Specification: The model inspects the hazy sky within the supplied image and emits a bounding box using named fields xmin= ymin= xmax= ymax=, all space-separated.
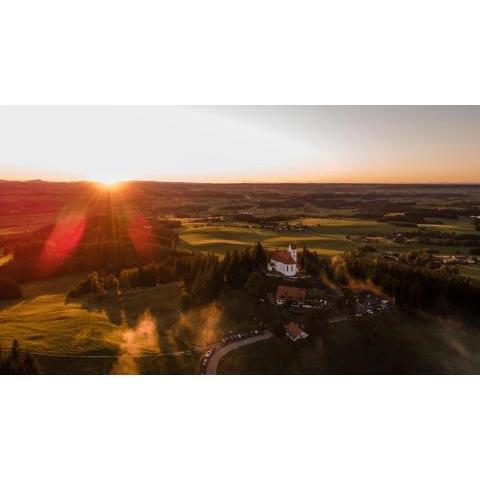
xmin=1 ymin=106 xmax=480 ymax=183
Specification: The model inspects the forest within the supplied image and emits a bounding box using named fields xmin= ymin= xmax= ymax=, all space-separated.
xmin=344 ymin=253 xmax=480 ymax=323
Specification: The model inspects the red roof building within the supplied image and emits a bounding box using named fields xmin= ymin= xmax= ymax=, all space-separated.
xmin=268 ymin=244 xmax=298 ymax=277
xmin=270 ymin=251 xmax=296 ymax=265
xmin=275 ymin=286 xmax=307 ymax=304
xmin=284 ymin=322 xmax=309 ymax=341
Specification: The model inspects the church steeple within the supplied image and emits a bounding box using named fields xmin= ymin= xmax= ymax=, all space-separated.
xmin=288 ymin=244 xmax=297 ymax=262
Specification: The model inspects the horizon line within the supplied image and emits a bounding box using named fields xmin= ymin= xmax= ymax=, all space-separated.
xmin=2 ymin=178 xmax=480 ymax=186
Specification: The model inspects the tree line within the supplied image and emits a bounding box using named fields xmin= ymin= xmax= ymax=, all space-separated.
xmin=65 ymin=242 xmax=336 ymax=311
xmin=344 ymin=253 xmax=480 ymax=324
xmin=66 ymin=242 xmax=268 ymax=304
xmin=0 ymin=340 xmax=39 ymax=374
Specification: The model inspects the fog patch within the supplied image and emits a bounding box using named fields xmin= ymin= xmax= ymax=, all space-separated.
xmin=330 ymin=255 xmax=388 ymax=298
xmin=177 ymin=302 xmax=223 ymax=346
xmin=111 ymin=310 xmax=159 ymax=374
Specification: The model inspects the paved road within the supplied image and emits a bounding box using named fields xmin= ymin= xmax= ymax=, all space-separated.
xmin=206 ymin=332 xmax=274 ymax=375
xmin=328 ymin=314 xmax=349 ymax=324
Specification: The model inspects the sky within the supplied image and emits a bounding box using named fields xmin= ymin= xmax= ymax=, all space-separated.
xmin=1 ymin=106 xmax=480 ymax=183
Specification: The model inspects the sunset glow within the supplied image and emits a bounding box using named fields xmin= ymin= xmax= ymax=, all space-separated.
xmin=95 ymin=178 xmax=122 ymax=188
xmin=2 ymin=106 xmax=480 ymax=184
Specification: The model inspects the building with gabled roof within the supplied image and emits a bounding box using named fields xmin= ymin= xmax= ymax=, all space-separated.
xmin=267 ymin=244 xmax=297 ymax=276
xmin=275 ymin=285 xmax=307 ymax=305
xmin=284 ymin=322 xmax=309 ymax=342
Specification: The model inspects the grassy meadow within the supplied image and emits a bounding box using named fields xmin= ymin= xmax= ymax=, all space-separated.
xmin=0 ymin=277 xmax=191 ymax=373
xmin=178 ymin=217 xmax=398 ymax=256
xmin=178 ymin=216 xmax=479 ymax=261
xmin=0 ymin=276 xmax=179 ymax=353
xmin=0 ymin=274 xmax=264 ymax=373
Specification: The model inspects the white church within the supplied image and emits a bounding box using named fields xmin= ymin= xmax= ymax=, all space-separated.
xmin=267 ymin=244 xmax=297 ymax=277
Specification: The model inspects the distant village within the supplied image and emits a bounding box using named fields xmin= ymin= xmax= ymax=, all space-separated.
xmin=381 ymin=250 xmax=477 ymax=266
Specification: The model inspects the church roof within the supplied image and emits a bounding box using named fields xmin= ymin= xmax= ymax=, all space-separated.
xmin=271 ymin=250 xmax=296 ymax=265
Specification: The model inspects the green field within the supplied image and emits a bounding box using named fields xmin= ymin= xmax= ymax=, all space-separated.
xmin=178 ymin=216 xmax=479 ymax=260
xmin=0 ymin=275 xmax=263 ymax=373
xmin=420 ymin=216 xmax=477 ymax=234
xmin=178 ymin=218 xmax=403 ymax=256
xmin=0 ymin=277 xmax=181 ymax=353
xmin=0 ymin=277 xmax=191 ymax=373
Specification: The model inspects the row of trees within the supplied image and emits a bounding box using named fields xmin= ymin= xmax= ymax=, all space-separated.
xmin=298 ymin=246 xmax=331 ymax=277
xmin=66 ymin=242 xmax=271 ymax=306
xmin=173 ymin=242 xmax=333 ymax=305
xmin=0 ymin=340 xmax=39 ymax=374
xmin=65 ymin=242 xmax=337 ymax=310
xmin=67 ymin=271 xmax=119 ymax=298
xmin=344 ymin=254 xmax=480 ymax=323
xmin=68 ymin=262 xmax=175 ymax=298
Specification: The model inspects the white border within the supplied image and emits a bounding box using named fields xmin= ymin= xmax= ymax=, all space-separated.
xmin=1 ymin=1 xmax=480 ymax=479
xmin=1 ymin=0 xmax=480 ymax=105
xmin=1 ymin=376 xmax=478 ymax=480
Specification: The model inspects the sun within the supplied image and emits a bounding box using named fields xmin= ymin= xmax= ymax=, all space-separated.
xmin=96 ymin=180 xmax=119 ymax=189
xmin=99 ymin=179 xmax=118 ymax=186
xmin=91 ymin=175 xmax=124 ymax=188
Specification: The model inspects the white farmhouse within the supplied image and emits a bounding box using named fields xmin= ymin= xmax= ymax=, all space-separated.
xmin=267 ymin=244 xmax=297 ymax=276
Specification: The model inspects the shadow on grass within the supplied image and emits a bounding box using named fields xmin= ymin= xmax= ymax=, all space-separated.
xmin=0 ymin=297 xmax=27 ymax=312
xmin=65 ymin=287 xmax=200 ymax=356
xmin=34 ymin=351 xmax=118 ymax=375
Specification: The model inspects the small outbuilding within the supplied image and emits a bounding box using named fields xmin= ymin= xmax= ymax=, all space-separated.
xmin=284 ymin=322 xmax=309 ymax=342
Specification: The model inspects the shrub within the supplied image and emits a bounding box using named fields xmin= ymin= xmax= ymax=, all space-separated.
xmin=0 ymin=340 xmax=39 ymax=374
xmin=67 ymin=271 xmax=105 ymax=298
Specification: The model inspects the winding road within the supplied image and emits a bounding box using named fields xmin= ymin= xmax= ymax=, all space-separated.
xmin=205 ymin=312 xmax=353 ymax=374
xmin=206 ymin=332 xmax=273 ymax=375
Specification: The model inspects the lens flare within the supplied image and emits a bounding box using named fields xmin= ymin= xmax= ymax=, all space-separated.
xmin=127 ymin=213 xmax=155 ymax=259
xmin=36 ymin=213 xmax=86 ymax=276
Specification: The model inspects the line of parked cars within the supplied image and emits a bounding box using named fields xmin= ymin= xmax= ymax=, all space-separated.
xmin=199 ymin=329 xmax=265 ymax=373
xmin=221 ymin=329 xmax=262 ymax=345
xmin=199 ymin=346 xmax=217 ymax=374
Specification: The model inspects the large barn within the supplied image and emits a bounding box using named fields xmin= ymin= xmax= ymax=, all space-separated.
xmin=268 ymin=244 xmax=297 ymax=276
